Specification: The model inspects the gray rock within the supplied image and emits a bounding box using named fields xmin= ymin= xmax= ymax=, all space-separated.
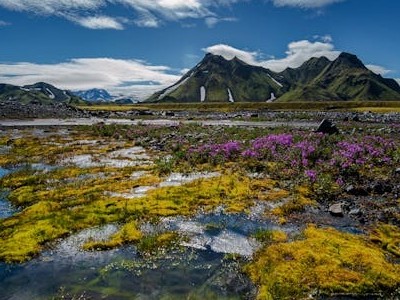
xmin=349 ymin=208 xmax=362 ymax=217
xmin=329 ymin=203 xmax=344 ymax=217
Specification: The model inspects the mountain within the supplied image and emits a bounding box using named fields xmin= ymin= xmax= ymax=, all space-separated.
xmin=0 ymin=82 xmax=85 ymax=105
xmin=147 ymin=53 xmax=286 ymax=103
xmin=279 ymin=53 xmax=400 ymax=101
xmin=72 ymin=89 xmax=113 ymax=102
xmin=146 ymin=52 xmax=400 ymax=102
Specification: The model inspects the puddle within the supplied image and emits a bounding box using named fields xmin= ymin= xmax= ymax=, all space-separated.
xmin=0 ymin=167 xmax=18 ymax=219
xmin=159 ymin=172 xmax=220 ymax=187
xmin=106 ymin=172 xmax=221 ymax=200
xmin=107 ymin=186 xmax=156 ymax=199
xmin=162 ymin=210 xmax=298 ymax=257
xmin=62 ymin=146 xmax=153 ymax=169
xmin=0 ymin=224 xmax=254 ymax=300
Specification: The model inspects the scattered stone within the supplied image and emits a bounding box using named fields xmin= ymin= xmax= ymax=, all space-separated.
xmin=349 ymin=208 xmax=362 ymax=217
xmin=371 ymin=182 xmax=392 ymax=195
xmin=316 ymin=119 xmax=339 ymax=135
xmin=329 ymin=203 xmax=344 ymax=217
xmin=345 ymin=185 xmax=369 ymax=196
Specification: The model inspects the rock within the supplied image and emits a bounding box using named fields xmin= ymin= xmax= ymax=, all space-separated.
xmin=329 ymin=203 xmax=344 ymax=217
xmin=345 ymin=185 xmax=369 ymax=196
xmin=371 ymin=182 xmax=392 ymax=195
xmin=316 ymin=119 xmax=339 ymax=135
xmin=349 ymin=208 xmax=362 ymax=217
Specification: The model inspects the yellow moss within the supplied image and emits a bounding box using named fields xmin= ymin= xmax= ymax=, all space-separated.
xmin=245 ymin=225 xmax=400 ymax=300
xmin=83 ymin=221 xmax=142 ymax=251
xmin=253 ymin=230 xmax=288 ymax=244
xmin=370 ymin=224 xmax=400 ymax=257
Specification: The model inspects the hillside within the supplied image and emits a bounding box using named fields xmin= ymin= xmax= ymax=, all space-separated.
xmin=147 ymin=53 xmax=286 ymax=103
xmin=0 ymin=82 xmax=86 ymax=105
xmin=147 ymin=52 xmax=400 ymax=102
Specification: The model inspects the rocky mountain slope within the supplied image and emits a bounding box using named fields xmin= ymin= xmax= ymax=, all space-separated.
xmin=147 ymin=52 xmax=400 ymax=102
xmin=0 ymin=82 xmax=85 ymax=105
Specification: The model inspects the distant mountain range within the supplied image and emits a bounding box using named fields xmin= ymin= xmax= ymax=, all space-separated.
xmin=72 ymin=89 xmax=113 ymax=102
xmin=147 ymin=52 xmax=400 ymax=102
xmin=0 ymin=82 xmax=85 ymax=105
xmin=72 ymin=88 xmax=139 ymax=104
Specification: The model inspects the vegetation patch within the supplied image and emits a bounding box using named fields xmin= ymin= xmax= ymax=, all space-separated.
xmin=245 ymin=225 xmax=400 ymax=300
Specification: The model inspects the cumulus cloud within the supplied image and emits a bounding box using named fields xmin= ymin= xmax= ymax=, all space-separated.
xmin=271 ymin=0 xmax=344 ymax=8
xmin=205 ymin=39 xmax=340 ymax=72
xmin=261 ymin=40 xmax=340 ymax=71
xmin=0 ymin=58 xmax=180 ymax=99
xmin=0 ymin=0 xmax=242 ymax=29
xmin=0 ymin=20 xmax=10 ymax=26
xmin=365 ymin=64 xmax=391 ymax=76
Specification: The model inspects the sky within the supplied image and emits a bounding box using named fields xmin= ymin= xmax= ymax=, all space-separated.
xmin=0 ymin=0 xmax=399 ymax=99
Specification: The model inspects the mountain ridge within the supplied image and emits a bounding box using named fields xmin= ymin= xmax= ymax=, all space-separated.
xmin=147 ymin=52 xmax=400 ymax=102
xmin=0 ymin=82 xmax=86 ymax=105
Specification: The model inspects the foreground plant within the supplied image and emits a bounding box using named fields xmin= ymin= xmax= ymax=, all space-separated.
xmin=246 ymin=225 xmax=400 ymax=300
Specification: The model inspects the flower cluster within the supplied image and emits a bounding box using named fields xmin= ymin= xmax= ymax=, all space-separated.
xmin=186 ymin=132 xmax=398 ymax=187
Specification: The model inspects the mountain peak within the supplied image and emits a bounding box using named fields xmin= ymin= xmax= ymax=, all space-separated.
xmin=334 ymin=52 xmax=367 ymax=69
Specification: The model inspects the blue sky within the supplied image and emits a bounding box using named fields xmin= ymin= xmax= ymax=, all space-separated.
xmin=0 ymin=0 xmax=399 ymax=98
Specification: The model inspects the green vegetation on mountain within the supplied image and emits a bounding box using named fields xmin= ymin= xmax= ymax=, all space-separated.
xmin=0 ymin=82 xmax=86 ymax=105
xmin=147 ymin=52 xmax=400 ymax=103
xmin=147 ymin=53 xmax=285 ymax=103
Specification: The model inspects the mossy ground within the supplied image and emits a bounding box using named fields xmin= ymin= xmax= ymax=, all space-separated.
xmin=245 ymin=225 xmax=400 ymax=300
xmin=1 ymin=124 xmax=399 ymax=299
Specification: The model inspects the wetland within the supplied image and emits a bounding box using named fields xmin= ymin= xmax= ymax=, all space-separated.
xmin=0 ymin=116 xmax=399 ymax=299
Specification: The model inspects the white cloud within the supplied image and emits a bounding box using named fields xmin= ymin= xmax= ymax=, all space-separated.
xmin=204 ymin=16 xmax=237 ymax=28
xmin=395 ymin=79 xmax=400 ymax=85
xmin=73 ymin=15 xmax=124 ymax=30
xmin=203 ymin=44 xmax=260 ymax=64
xmin=0 ymin=58 xmax=180 ymax=99
xmin=204 ymin=39 xmax=340 ymax=72
xmin=271 ymin=0 xmax=344 ymax=8
xmin=366 ymin=64 xmax=391 ymax=76
xmin=262 ymin=40 xmax=340 ymax=71
xmin=0 ymin=0 xmax=239 ymax=29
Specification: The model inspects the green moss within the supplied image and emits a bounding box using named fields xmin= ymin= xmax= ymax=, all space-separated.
xmin=245 ymin=225 xmax=400 ymax=300
xmin=137 ymin=232 xmax=180 ymax=256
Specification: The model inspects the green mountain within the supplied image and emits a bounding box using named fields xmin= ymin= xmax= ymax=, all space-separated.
xmin=147 ymin=52 xmax=400 ymax=102
xmin=279 ymin=53 xmax=400 ymax=101
xmin=147 ymin=53 xmax=286 ymax=103
xmin=0 ymin=82 xmax=86 ymax=105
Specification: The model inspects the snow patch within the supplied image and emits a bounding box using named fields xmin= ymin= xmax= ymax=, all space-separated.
xmin=266 ymin=92 xmax=276 ymax=103
xmin=200 ymin=86 xmax=206 ymax=102
xmin=268 ymin=74 xmax=283 ymax=87
xmin=46 ymin=88 xmax=55 ymax=99
xmin=227 ymin=88 xmax=235 ymax=103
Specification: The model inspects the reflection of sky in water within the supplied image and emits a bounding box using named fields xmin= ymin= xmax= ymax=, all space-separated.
xmin=0 ymin=167 xmax=17 ymax=219
xmin=0 ymin=223 xmax=251 ymax=299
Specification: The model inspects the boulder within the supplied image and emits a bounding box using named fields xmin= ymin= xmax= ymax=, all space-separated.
xmin=316 ymin=119 xmax=339 ymax=135
xmin=329 ymin=203 xmax=344 ymax=217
